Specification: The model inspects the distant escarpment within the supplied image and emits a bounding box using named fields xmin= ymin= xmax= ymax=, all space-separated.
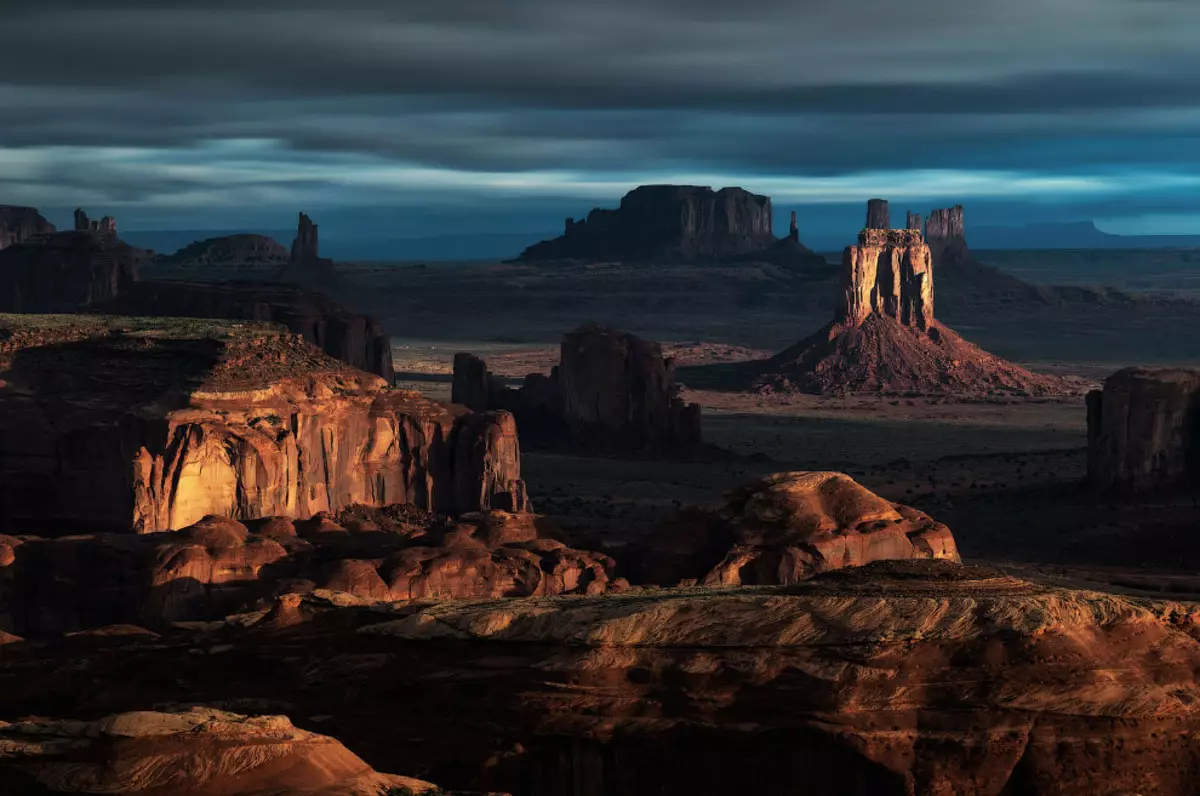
xmin=0 ymin=315 xmax=524 ymax=534
xmin=162 ymin=233 xmax=290 ymax=267
xmin=729 ymin=206 xmax=1073 ymax=395
xmin=453 ymin=325 xmax=702 ymax=454
xmin=640 ymin=471 xmax=959 ymax=586
xmin=95 ymin=280 xmax=394 ymax=384
xmin=0 ymin=230 xmax=148 ymax=312
xmin=0 ymin=205 xmax=55 ymax=251
xmin=519 ymin=185 xmax=825 ymax=266
xmin=1088 ymin=367 xmax=1200 ymax=492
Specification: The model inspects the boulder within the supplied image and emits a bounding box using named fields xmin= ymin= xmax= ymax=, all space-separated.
xmin=1087 ymin=366 xmax=1200 ymax=491
xmin=641 ymin=471 xmax=959 ymax=585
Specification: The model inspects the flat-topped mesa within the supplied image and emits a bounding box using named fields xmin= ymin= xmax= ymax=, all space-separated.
xmin=0 ymin=315 xmax=526 ymax=533
xmin=838 ymin=227 xmax=934 ymax=331
xmin=925 ymin=204 xmax=970 ymax=269
xmin=1087 ymin=367 xmax=1200 ymax=492
xmin=0 ymin=205 xmax=55 ymax=251
xmin=519 ymin=185 xmax=780 ymax=262
xmin=865 ymin=198 xmax=891 ymax=230
xmin=163 ymin=234 xmax=290 ymax=267
xmin=453 ymin=325 xmax=703 ymax=454
xmin=93 ymin=280 xmax=395 ymax=384
xmin=0 ymin=229 xmax=146 ymax=312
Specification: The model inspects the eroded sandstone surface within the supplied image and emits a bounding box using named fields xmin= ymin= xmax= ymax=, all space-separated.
xmin=454 ymin=325 xmax=702 ymax=453
xmin=2 ymin=563 xmax=1200 ymax=795
xmin=0 ymin=315 xmax=523 ymax=534
xmin=641 ymin=471 xmax=959 ymax=586
xmin=1087 ymin=366 xmax=1200 ymax=491
xmin=0 ymin=706 xmax=448 ymax=795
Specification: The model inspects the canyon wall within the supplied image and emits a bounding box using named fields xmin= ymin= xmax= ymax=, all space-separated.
xmin=1087 ymin=366 xmax=1200 ymax=491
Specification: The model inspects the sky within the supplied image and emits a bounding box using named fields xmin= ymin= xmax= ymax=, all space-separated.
xmin=4 ymin=0 xmax=1200 ymax=245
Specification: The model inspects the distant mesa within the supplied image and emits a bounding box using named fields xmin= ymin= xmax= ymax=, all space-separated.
xmin=731 ymin=200 xmax=1072 ymax=395
xmin=162 ymin=233 xmax=290 ymax=267
xmin=1087 ymin=367 xmax=1200 ymax=492
xmin=453 ymin=324 xmax=703 ymax=454
xmin=0 ymin=205 xmax=55 ymax=251
xmin=518 ymin=184 xmax=826 ymax=266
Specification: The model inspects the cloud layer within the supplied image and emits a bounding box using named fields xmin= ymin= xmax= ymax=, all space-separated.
xmin=3 ymin=0 xmax=1200 ymax=234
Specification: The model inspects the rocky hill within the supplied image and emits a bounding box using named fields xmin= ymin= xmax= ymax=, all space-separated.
xmin=162 ymin=233 xmax=290 ymax=266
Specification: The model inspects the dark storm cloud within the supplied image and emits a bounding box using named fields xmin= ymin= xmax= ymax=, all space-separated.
xmin=3 ymin=0 xmax=1200 ymax=229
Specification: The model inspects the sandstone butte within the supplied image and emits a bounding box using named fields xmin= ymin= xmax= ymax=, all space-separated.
xmin=1088 ymin=365 xmax=1200 ymax=492
xmin=0 ymin=706 xmax=483 ymax=795
xmin=0 ymin=314 xmax=526 ymax=535
xmin=3 ymin=562 xmax=1200 ymax=794
xmin=453 ymin=324 xmax=702 ymax=453
xmin=744 ymin=218 xmax=1074 ymax=395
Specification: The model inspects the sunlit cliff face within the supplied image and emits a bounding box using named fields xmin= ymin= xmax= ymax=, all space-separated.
xmin=4 ymin=0 xmax=1200 ymax=234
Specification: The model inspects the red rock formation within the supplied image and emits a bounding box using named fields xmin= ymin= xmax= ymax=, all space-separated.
xmin=519 ymin=185 xmax=780 ymax=262
xmin=163 ymin=233 xmax=290 ymax=266
xmin=838 ymin=228 xmax=934 ymax=331
xmin=73 ymin=208 xmax=117 ymax=234
xmin=0 ymin=316 xmax=523 ymax=534
xmin=291 ymin=211 xmax=320 ymax=263
xmin=95 ymin=280 xmax=395 ymax=384
xmin=641 ymin=472 xmax=959 ymax=586
xmin=1087 ymin=367 xmax=1200 ymax=491
xmin=0 ymin=707 xmax=449 ymax=795
xmin=0 ymin=205 xmax=55 ymax=251
xmin=740 ymin=200 xmax=1070 ymax=396
xmin=925 ymin=204 xmax=970 ymax=270
xmin=0 ymin=507 xmax=619 ymax=635
xmin=453 ymin=325 xmax=703 ymax=453
xmin=866 ymin=197 xmax=891 ymax=230
xmin=0 ymin=230 xmax=146 ymax=312
xmin=906 ymin=210 xmax=922 ymax=230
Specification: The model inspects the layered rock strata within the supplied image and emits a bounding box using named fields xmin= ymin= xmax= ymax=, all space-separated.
xmin=0 ymin=315 xmax=523 ymax=534
xmin=1087 ymin=366 xmax=1200 ymax=491
xmin=453 ymin=325 xmax=702 ymax=453
xmin=641 ymin=471 xmax=959 ymax=585
xmin=838 ymin=228 xmax=934 ymax=331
